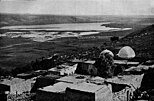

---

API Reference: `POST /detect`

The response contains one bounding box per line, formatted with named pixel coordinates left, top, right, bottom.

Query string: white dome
left=117, top=46, right=135, bottom=59
left=99, top=49, right=114, bottom=57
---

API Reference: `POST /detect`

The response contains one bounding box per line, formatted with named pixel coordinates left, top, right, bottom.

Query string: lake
left=0, top=22, right=131, bottom=31
left=0, top=22, right=132, bottom=42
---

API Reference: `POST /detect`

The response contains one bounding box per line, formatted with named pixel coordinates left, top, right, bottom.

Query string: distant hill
left=0, top=13, right=92, bottom=27
left=119, top=25, right=154, bottom=59
left=1, top=14, right=154, bottom=28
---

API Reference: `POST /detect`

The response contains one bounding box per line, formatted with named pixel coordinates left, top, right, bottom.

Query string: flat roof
left=84, top=60, right=95, bottom=64
left=105, top=74, right=144, bottom=88
left=67, top=82, right=106, bottom=93
left=71, top=59, right=84, bottom=63
left=0, top=78, right=25, bottom=86
left=125, top=64, right=154, bottom=72
left=57, top=74, right=90, bottom=84
left=39, top=82, right=73, bottom=93
left=39, top=81, right=107, bottom=93
left=17, top=73, right=31, bottom=77
left=114, top=60, right=139, bottom=65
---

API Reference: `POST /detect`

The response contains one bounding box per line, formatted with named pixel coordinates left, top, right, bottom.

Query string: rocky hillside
left=120, top=24, right=154, bottom=59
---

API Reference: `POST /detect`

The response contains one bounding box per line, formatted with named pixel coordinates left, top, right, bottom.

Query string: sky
left=0, top=0, right=154, bottom=15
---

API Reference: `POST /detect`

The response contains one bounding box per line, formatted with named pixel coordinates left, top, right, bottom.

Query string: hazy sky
left=0, top=0, right=154, bottom=15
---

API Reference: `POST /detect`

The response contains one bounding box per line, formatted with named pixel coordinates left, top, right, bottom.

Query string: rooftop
left=39, top=82, right=73, bottom=93
left=0, top=78, right=25, bottom=86
left=66, top=82, right=107, bottom=93
left=39, top=81, right=108, bottom=93
left=84, top=60, right=95, bottom=64
left=57, top=74, right=90, bottom=84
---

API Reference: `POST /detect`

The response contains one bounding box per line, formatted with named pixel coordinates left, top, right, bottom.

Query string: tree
left=94, top=52, right=114, bottom=78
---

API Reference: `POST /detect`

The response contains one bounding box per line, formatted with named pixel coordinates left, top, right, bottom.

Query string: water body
left=0, top=23, right=132, bottom=42
left=1, top=22, right=131, bottom=31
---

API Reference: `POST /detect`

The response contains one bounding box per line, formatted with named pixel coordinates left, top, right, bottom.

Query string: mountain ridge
left=1, top=13, right=154, bottom=28
left=0, top=13, right=92, bottom=27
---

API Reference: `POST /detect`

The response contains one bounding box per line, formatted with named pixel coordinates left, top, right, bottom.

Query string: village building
left=0, top=77, right=36, bottom=94
left=48, top=63, right=78, bottom=76
left=31, top=74, right=61, bottom=93
left=36, top=77, right=113, bottom=101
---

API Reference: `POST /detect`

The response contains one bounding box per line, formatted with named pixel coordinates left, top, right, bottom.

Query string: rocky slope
left=119, top=25, right=154, bottom=59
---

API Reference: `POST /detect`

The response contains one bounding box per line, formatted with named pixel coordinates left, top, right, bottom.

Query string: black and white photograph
left=0, top=0, right=154, bottom=101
